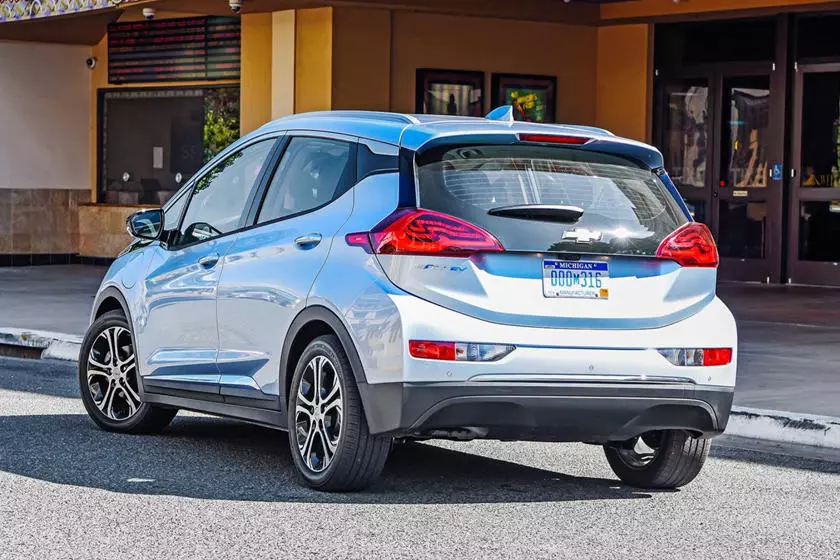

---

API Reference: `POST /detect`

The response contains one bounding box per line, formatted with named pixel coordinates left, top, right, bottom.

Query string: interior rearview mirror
left=127, top=208, right=164, bottom=241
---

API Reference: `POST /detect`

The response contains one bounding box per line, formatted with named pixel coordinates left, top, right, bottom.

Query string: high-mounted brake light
left=409, top=340, right=515, bottom=362
left=518, top=133, right=591, bottom=145
left=656, top=222, right=719, bottom=268
left=657, top=348, right=733, bottom=367
left=347, top=208, right=503, bottom=257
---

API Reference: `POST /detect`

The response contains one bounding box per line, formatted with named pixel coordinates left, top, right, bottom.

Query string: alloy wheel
left=615, top=431, right=664, bottom=469
left=295, top=355, right=344, bottom=473
left=86, top=326, right=142, bottom=421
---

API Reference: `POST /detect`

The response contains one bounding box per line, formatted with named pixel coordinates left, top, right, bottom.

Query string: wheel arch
left=280, top=306, right=369, bottom=408
left=89, top=286, right=146, bottom=397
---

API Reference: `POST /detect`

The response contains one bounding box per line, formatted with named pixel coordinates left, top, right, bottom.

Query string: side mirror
left=127, top=208, right=164, bottom=240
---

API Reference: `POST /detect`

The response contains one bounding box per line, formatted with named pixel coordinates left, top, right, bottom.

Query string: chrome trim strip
left=469, top=374, right=697, bottom=385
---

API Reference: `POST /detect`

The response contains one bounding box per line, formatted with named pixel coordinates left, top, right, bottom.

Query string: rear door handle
left=198, top=253, right=220, bottom=269
left=294, top=233, right=322, bottom=249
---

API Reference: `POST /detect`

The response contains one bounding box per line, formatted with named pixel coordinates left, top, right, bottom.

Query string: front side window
left=175, top=139, right=274, bottom=246
left=257, top=137, right=354, bottom=224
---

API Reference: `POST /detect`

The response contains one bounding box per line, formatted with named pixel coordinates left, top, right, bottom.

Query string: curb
left=2, top=329, right=839, bottom=450
left=0, top=328, right=82, bottom=362
left=726, top=406, right=840, bottom=450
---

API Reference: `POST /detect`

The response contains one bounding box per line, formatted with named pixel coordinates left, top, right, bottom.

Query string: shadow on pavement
left=711, top=441, right=840, bottom=475
left=0, top=358, right=80, bottom=399
left=0, top=413, right=654, bottom=504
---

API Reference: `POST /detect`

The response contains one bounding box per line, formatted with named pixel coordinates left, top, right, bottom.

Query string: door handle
left=294, top=233, right=322, bottom=249
left=198, top=253, right=220, bottom=269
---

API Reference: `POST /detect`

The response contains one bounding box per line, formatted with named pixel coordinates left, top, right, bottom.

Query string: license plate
left=543, top=259, right=609, bottom=299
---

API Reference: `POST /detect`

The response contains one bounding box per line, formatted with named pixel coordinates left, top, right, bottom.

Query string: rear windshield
left=416, top=145, right=688, bottom=256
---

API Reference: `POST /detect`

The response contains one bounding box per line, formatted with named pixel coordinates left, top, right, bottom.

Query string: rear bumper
left=359, top=381, right=733, bottom=442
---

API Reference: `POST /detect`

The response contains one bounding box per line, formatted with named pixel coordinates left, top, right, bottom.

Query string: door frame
left=787, top=61, right=840, bottom=286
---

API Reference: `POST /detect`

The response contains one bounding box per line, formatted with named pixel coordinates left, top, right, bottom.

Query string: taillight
left=353, top=208, right=503, bottom=257
left=518, top=133, right=591, bottom=145
left=656, top=222, right=719, bottom=268
left=657, top=348, right=733, bottom=367
left=409, top=340, right=515, bottom=362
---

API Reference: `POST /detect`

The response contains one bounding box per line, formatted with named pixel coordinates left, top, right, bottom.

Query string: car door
left=137, top=137, right=279, bottom=395
left=216, top=134, right=357, bottom=402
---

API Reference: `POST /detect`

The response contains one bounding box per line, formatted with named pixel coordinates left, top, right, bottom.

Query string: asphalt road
left=2, top=356, right=840, bottom=560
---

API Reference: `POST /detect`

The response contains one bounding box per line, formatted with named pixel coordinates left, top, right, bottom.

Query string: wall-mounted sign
left=107, top=16, right=241, bottom=84
left=491, top=73, right=557, bottom=123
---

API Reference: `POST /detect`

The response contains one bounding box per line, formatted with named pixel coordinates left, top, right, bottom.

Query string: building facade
left=1, top=0, right=840, bottom=286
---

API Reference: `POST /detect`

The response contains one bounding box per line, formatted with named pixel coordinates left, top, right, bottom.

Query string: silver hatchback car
left=80, top=108, right=737, bottom=491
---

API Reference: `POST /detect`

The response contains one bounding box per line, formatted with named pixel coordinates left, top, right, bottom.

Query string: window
left=257, top=137, right=354, bottom=224
left=416, top=145, right=688, bottom=256
left=175, top=139, right=275, bottom=246
left=163, top=189, right=189, bottom=232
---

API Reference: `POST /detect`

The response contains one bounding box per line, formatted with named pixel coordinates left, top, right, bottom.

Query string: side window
left=162, top=189, right=188, bottom=232
left=257, top=137, right=354, bottom=224
left=176, top=139, right=275, bottom=246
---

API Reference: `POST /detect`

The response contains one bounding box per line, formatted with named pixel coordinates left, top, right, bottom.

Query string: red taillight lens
left=703, top=348, right=733, bottom=367
left=518, top=133, right=591, bottom=145
left=368, top=208, right=503, bottom=257
left=656, top=222, right=719, bottom=268
left=409, top=340, right=456, bottom=361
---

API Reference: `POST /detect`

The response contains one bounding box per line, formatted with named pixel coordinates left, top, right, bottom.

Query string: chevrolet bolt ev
left=79, top=108, right=736, bottom=492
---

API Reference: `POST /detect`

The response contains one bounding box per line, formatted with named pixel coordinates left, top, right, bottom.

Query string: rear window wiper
left=487, top=204, right=584, bottom=223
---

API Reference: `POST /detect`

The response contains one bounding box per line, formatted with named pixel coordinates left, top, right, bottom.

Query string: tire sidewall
left=287, top=336, right=354, bottom=488
left=78, top=310, right=156, bottom=432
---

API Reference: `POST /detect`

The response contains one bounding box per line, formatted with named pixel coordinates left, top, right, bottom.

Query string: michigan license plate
left=543, top=260, right=610, bottom=299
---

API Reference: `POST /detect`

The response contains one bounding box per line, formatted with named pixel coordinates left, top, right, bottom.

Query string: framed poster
left=492, top=74, right=557, bottom=123
left=415, top=69, right=485, bottom=117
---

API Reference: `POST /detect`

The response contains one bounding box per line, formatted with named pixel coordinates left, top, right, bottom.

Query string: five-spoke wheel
left=79, top=310, right=177, bottom=433
left=295, top=355, right=344, bottom=472
left=86, top=326, right=142, bottom=421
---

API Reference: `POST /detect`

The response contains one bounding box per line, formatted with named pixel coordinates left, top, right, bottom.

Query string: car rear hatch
left=369, top=133, right=718, bottom=330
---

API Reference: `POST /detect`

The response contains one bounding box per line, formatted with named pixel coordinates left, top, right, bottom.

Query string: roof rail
left=276, top=110, right=419, bottom=125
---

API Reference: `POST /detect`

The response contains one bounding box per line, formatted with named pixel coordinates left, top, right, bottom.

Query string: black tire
left=79, top=310, right=177, bottom=434
left=287, top=334, right=391, bottom=492
left=603, top=430, right=710, bottom=489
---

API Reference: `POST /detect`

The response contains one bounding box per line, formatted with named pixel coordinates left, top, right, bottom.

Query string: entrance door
left=656, top=64, right=783, bottom=283
left=788, top=63, right=840, bottom=286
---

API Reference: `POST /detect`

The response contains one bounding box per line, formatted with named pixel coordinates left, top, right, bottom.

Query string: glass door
left=655, top=64, right=783, bottom=283
left=656, top=74, right=715, bottom=224
left=788, top=63, right=840, bottom=286
left=714, top=67, right=783, bottom=283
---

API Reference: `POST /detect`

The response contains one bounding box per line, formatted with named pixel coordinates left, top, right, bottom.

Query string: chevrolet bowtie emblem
left=562, top=228, right=602, bottom=243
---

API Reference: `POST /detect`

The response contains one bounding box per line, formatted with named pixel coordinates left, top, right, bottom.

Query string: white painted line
left=727, top=406, right=840, bottom=450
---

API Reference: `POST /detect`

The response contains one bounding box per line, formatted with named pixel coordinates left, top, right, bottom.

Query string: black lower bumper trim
left=360, top=382, right=733, bottom=442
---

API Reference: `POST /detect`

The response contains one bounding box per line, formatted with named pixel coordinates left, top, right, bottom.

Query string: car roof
left=256, top=109, right=664, bottom=169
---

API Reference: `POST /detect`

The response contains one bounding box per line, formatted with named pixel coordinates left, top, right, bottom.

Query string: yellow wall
left=389, top=11, right=598, bottom=125
left=601, top=0, right=840, bottom=20
left=295, top=7, right=333, bottom=113
left=595, top=24, right=650, bottom=141
left=240, top=12, right=273, bottom=135
left=271, top=10, right=296, bottom=119
left=331, top=7, right=392, bottom=111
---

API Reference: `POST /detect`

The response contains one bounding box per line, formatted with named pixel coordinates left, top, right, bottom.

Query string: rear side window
left=416, top=145, right=687, bottom=256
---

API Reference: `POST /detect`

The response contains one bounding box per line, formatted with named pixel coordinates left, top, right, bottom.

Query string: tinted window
left=163, top=189, right=188, bottom=231
left=176, top=140, right=274, bottom=246
left=417, top=145, right=688, bottom=256
left=257, top=137, right=354, bottom=224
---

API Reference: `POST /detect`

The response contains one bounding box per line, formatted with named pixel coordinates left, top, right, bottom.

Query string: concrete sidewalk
left=1, top=265, right=839, bottom=420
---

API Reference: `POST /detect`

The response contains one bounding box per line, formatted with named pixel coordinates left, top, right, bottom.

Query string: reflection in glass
left=663, top=83, right=708, bottom=188
left=799, top=201, right=840, bottom=262
left=722, top=76, right=770, bottom=188
left=717, top=201, right=766, bottom=259
left=683, top=199, right=707, bottom=225
left=800, top=72, right=840, bottom=188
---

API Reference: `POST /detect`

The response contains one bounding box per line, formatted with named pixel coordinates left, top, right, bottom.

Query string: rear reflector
left=349, top=208, right=503, bottom=257
left=409, top=340, right=515, bottom=362
left=656, top=222, right=719, bottom=268
left=518, top=133, right=591, bottom=145
left=657, top=348, right=733, bottom=367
